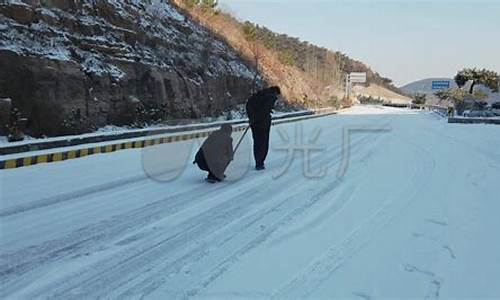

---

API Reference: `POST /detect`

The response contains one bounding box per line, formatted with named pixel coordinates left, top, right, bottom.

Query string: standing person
left=447, top=106, right=454, bottom=118
left=246, top=86, right=281, bottom=170
left=194, top=124, right=234, bottom=183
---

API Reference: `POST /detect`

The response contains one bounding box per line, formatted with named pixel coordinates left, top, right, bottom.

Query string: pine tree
left=455, top=68, right=499, bottom=94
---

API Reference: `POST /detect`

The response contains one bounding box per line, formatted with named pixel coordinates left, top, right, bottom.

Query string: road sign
left=432, top=80, right=450, bottom=90
left=349, top=72, right=367, bottom=83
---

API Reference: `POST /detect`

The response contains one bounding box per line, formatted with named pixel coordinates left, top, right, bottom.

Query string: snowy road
left=1, top=106, right=500, bottom=299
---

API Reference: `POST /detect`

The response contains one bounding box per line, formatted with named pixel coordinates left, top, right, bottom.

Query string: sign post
left=346, top=72, right=367, bottom=98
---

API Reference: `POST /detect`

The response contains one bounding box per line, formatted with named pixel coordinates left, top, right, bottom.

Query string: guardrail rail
left=0, top=108, right=338, bottom=170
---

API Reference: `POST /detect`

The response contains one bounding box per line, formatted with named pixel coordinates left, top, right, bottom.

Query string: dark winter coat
left=198, top=126, right=234, bottom=180
left=246, top=88, right=278, bottom=129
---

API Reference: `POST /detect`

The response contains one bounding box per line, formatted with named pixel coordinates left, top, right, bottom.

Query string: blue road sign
left=432, top=80, right=450, bottom=90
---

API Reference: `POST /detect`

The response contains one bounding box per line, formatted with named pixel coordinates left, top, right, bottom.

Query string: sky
left=218, top=0, right=500, bottom=86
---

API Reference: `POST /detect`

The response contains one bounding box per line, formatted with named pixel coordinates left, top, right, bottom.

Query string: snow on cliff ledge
left=0, top=0, right=254, bottom=80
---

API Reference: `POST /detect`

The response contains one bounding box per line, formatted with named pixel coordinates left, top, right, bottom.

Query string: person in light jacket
left=194, top=124, right=234, bottom=182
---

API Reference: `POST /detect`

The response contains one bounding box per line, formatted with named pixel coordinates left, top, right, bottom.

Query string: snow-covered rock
left=0, top=0, right=259, bottom=137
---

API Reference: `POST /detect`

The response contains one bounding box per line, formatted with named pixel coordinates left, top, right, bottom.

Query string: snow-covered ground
left=1, top=105, right=499, bottom=299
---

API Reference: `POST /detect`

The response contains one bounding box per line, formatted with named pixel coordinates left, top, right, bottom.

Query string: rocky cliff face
left=0, top=0, right=259, bottom=136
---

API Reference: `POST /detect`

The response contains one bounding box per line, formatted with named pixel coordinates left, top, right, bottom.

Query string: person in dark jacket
left=246, top=86, right=281, bottom=170
left=194, top=124, right=234, bottom=182
left=447, top=106, right=455, bottom=118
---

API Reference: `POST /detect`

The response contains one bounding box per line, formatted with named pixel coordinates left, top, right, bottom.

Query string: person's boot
left=255, top=164, right=265, bottom=171
left=205, top=173, right=221, bottom=183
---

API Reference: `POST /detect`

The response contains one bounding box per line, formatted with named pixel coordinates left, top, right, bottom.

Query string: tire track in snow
left=43, top=117, right=391, bottom=299
left=269, top=179, right=360, bottom=247
left=420, top=117, right=500, bottom=162
left=3, top=119, right=339, bottom=298
left=271, top=129, right=436, bottom=299
left=0, top=173, right=153, bottom=217
left=0, top=183, right=227, bottom=292
left=29, top=187, right=261, bottom=299
left=4, top=157, right=292, bottom=299
left=27, top=142, right=342, bottom=298
left=4, top=114, right=391, bottom=299
left=266, top=123, right=392, bottom=248
left=166, top=118, right=395, bottom=299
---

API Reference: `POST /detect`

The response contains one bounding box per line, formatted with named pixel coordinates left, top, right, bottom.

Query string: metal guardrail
left=381, top=103, right=449, bottom=116
left=0, top=109, right=338, bottom=170
left=382, top=102, right=500, bottom=124
left=0, top=110, right=323, bottom=156
left=448, top=117, right=500, bottom=125
left=424, top=104, right=448, bottom=116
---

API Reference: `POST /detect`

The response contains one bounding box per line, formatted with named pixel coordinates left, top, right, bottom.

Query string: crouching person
left=194, top=124, right=234, bottom=183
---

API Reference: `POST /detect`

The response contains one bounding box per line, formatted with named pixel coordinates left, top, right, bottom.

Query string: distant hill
left=401, top=78, right=500, bottom=105
left=400, top=78, right=457, bottom=95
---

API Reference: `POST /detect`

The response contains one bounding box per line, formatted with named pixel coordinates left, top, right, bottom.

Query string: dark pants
left=251, top=125, right=270, bottom=167
left=194, top=149, right=218, bottom=180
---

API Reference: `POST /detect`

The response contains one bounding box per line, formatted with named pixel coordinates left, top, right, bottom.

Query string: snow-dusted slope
left=0, top=0, right=258, bottom=136
left=1, top=0, right=252, bottom=78
left=352, top=83, right=411, bottom=104
left=1, top=106, right=499, bottom=298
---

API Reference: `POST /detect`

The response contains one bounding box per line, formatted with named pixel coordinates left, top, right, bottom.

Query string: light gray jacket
left=202, top=127, right=233, bottom=180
